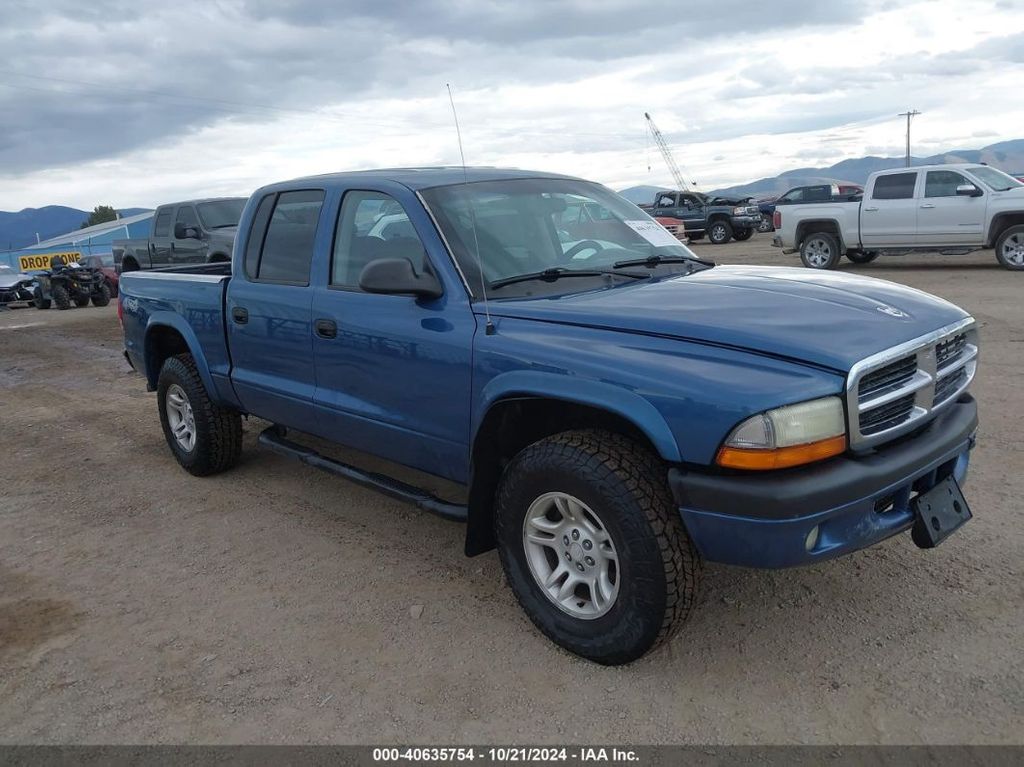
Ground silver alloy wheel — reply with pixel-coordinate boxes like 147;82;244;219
522;491;619;620
757;218;772;233
803;236;833;268
710;223;727;242
165;383;197;452
1003;232;1024;266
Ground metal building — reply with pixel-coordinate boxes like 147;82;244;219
1;211;153;271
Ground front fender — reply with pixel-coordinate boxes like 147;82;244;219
475;370;682;462
143;311;217;395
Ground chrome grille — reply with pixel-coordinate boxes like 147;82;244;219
846;319;978;449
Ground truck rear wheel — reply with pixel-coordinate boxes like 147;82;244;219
995;225;1024;270
494;430;702;665
157;354;242;477
708;220;733;244
800;232;841;269
846;251;878;264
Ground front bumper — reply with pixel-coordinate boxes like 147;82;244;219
669;395;978;568
730;215;762;229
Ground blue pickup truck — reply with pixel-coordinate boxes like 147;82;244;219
120;168;979;664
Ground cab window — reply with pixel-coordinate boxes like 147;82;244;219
332;191;427;289
872;172;918;200
924;170;972;198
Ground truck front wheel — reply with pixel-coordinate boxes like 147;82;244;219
800;232;841;269
157;354;242;476
995;225;1024;270
494;430;702;665
708;220;733;244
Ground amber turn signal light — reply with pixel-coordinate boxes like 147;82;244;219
716;434;847;471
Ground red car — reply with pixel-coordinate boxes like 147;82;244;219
80;254;119;297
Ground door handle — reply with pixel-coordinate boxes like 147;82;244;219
231;306;248;324
315;318;337;339
920;204;935;209
863;207;879;212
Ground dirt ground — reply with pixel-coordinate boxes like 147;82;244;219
1;238;1022;745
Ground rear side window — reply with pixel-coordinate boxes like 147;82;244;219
246;190;324;284
872;173;917;200
153;209;172;237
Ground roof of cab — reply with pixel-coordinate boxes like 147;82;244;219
258;167;582;193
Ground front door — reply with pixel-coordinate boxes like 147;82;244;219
172;205;207;264
861;171;919;247
916;169;987;246
226;189;325;430
310;188;475;482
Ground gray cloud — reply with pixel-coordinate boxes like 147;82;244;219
0;0;874;175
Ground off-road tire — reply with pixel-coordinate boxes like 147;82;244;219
73;295;91;308
800;231;842;269
92;283;111;307
732;227;753;241
995;224;1024;270
33;288;51;310
708;219;733;245
846;251;879;264
494;429;702;665
52;284;71;310
157;353;242;477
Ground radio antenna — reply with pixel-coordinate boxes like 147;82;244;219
446;83;494;335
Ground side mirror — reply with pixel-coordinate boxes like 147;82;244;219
359;258;443;299
956;184;982;197
174;223;200;239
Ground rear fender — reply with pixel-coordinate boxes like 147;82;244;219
143;312;217;395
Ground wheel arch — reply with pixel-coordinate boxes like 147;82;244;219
796;219;845;252
987;212;1024;247
143;314;216;396
464;375;681;556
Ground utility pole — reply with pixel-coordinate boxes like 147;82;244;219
898;110;921;167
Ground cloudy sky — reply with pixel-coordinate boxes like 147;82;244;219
1;0;1023;210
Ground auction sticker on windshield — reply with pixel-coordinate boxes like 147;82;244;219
624;220;685;249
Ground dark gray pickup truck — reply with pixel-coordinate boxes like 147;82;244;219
112;198;246;272
640;190;762;244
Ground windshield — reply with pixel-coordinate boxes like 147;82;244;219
420;178;701;298
968;166;1023;192
197;199;246;229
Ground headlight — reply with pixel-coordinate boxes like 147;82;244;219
716;396;847;470
732;206;746;215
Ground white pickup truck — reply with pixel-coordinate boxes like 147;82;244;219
772;163;1024;270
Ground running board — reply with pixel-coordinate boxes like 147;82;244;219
258;426;467;522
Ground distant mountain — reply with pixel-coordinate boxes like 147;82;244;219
706;139;1024;200
617;185;669;205
0;206;150;251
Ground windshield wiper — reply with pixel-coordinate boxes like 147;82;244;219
489;267;647;290
612;254;714;269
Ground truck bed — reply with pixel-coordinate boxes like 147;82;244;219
119;263;235;401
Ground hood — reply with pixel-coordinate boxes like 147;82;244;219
0;271;33;289
486;266;970;372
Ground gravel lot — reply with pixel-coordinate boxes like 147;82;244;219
1;238;1022;745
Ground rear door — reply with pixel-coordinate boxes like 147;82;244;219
171;205;207;264
226;189;325;429
916;169;986;246
308;187;475;482
861;171;919;246
150;207;174;265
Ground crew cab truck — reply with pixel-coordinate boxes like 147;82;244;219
772;163;1024;270
112;197;246;272
641;190;762;244
120;168;979;665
